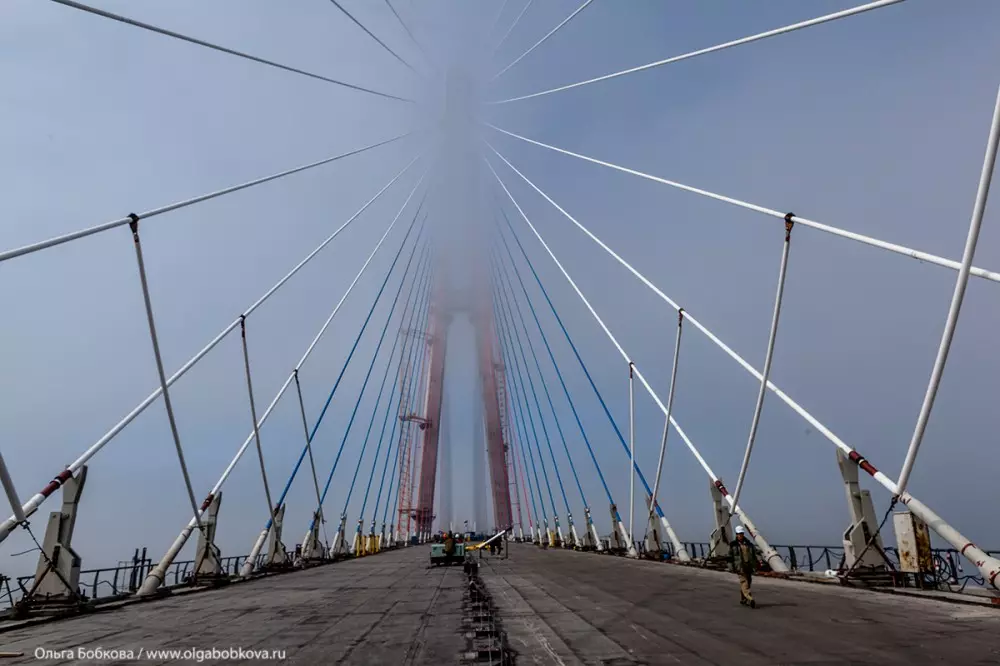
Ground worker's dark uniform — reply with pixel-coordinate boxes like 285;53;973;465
729;536;759;606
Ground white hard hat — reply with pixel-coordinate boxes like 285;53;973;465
734;525;745;534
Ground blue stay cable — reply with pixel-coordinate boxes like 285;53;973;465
342;246;430;522
370;272;431;529
492;292;553;522
497;322;544;529
505;367;542;533
358;253;432;524
495;205;664;521
494;219;615;508
377;293;430;531
492;250;588;512
493;258;572;517
263;189;427;531
383;284;433;530
313;217;428;526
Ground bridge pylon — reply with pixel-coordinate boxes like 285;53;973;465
609;504;637;557
300;509;326;562
352;519;364;557
582;507;602;552
565;513;580;549
404;249;514;540
331;514;348;558
191;492;224;584
265;504;290;568
644;497;663;559
837;450;891;575
16;466;88;617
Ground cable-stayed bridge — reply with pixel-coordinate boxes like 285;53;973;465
1;1;998;663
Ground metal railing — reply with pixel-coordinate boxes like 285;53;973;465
676;541;1000;586
0;549;268;612
2;548;153;611
678;542;846;572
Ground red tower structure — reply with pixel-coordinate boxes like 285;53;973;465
400;267;514;541
400;67;511;540
474;275;513;532
411;281;447;540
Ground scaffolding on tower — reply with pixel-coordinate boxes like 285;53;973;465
396;324;429;542
496;360;522;536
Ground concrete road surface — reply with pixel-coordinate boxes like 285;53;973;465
0;546;465;665
481;543;1000;665
1;544;997;664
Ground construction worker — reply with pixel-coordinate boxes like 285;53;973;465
730;525;759;608
443;531;455;564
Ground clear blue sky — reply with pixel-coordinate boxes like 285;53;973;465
1;0;998;577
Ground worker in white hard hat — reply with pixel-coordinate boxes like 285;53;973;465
730;525;759;608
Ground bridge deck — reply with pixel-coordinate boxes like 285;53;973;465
0;546;466;664
482;544;1000;664
1;544;998;664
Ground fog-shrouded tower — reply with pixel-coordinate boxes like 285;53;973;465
407;68;512;540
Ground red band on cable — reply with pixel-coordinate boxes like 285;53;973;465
40;469;73;498
847;450;878;477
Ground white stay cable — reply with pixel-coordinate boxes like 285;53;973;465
0;132;412;264
485;124;1000;283
484;153;790;571
482;136;1000;508
895;85;1000;496
212;164;431;500
327;0;420;75
647;311;682;522
484;0;511;42
482;154;721;485
492;0;534;58
384;0;432;67
484;140;1000;589
135;166;431;593
483;139;856;469
50;0;414;102
728;223;794;514
490;0;906;103
0;153;423;544
492;0;594;81
295;171;429;371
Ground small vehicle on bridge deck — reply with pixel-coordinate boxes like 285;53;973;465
429;542;465;566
